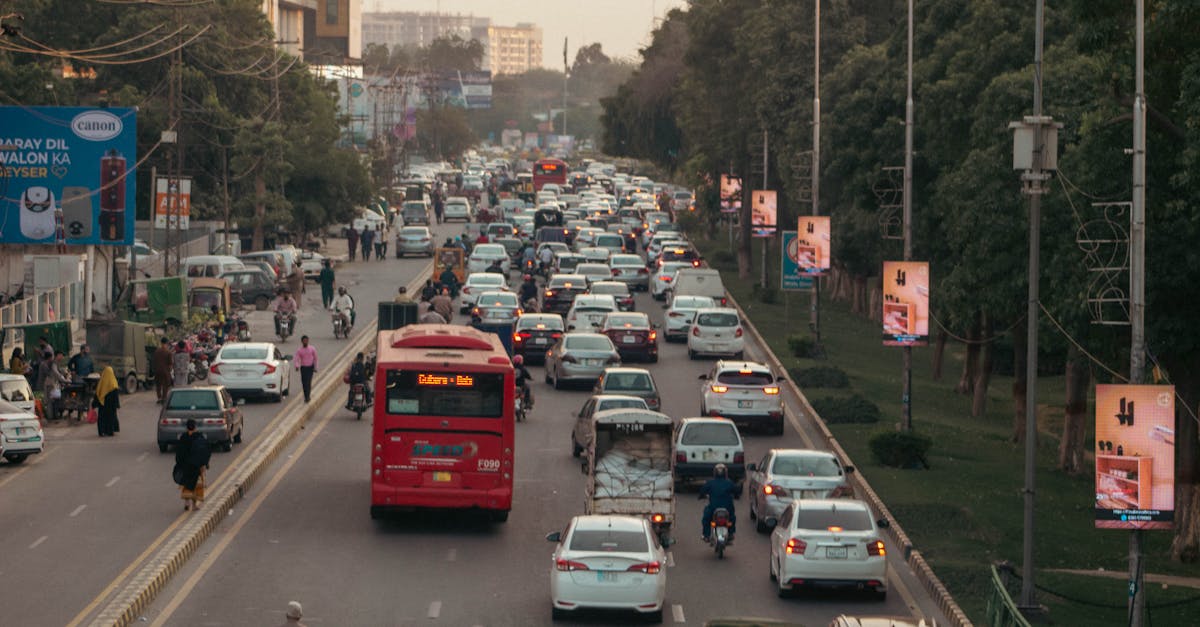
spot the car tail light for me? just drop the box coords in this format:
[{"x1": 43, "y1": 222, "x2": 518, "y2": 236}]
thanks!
[
  {"x1": 763, "y1": 385, "x2": 780, "y2": 395},
  {"x1": 556, "y1": 559, "x2": 590, "y2": 572},
  {"x1": 611, "y1": 268, "x2": 620, "y2": 276},
  {"x1": 202, "y1": 418, "x2": 226, "y2": 426},
  {"x1": 261, "y1": 362, "x2": 276, "y2": 374},
  {"x1": 209, "y1": 363, "x2": 222, "y2": 375},
  {"x1": 867, "y1": 540, "x2": 886, "y2": 556},
  {"x1": 650, "y1": 513, "x2": 665, "y2": 523},
  {"x1": 661, "y1": 276, "x2": 672, "y2": 283},
  {"x1": 627, "y1": 561, "x2": 661, "y2": 574},
  {"x1": 735, "y1": 327, "x2": 744, "y2": 338},
  {"x1": 463, "y1": 286, "x2": 472, "y2": 295},
  {"x1": 692, "y1": 260, "x2": 701, "y2": 267},
  {"x1": 786, "y1": 538, "x2": 807, "y2": 555},
  {"x1": 733, "y1": 452, "x2": 745, "y2": 464},
  {"x1": 513, "y1": 332, "x2": 524, "y2": 343},
  {"x1": 648, "y1": 331, "x2": 657, "y2": 341},
  {"x1": 551, "y1": 332, "x2": 563, "y2": 339},
  {"x1": 545, "y1": 290, "x2": 554, "y2": 297},
  {"x1": 691, "y1": 326, "x2": 700, "y2": 337},
  {"x1": 668, "y1": 311, "x2": 682, "y2": 317},
  {"x1": 720, "y1": 297, "x2": 729, "y2": 306},
  {"x1": 160, "y1": 417, "x2": 182, "y2": 425},
  {"x1": 562, "y1": 354, "x2": 578, "y2": 363},
  {"x1": 764, "y1": 484, "x2": 788, "y2": 498},
  {"x1": 676, "y1": 452, "x2": 687, "y2": 464},
  {"x1": 710, "y1": 384, "x2": 728, "y2": 393},
  {"x1": 638, "y1": 267, "x2": 648, "y2": 274}
]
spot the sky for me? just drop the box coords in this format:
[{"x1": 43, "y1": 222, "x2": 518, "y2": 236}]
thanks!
[{"x1": 373, "y1": 0, "x2": 689, "y2": 68}]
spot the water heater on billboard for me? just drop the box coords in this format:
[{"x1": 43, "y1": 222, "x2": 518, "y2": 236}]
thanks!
[{"x1": 99, "y1": 149, "x2": 126, "y2": 242}]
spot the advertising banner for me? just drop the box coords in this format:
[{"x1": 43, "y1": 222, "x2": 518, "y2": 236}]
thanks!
[
  {"x1": 154, "y1": 177, "x2": 192, "y2": 229},
  {"x1": 435, "y1": 70, "x2": 493, "y2": 109},
  {"x1": 882, "y1": 261, "x2": 929, "y2": 346},
  {"x1": 751, "y1": 190, "x2": 777, "y2": 238},
  {"x1": 796, "y1": 216, "x2": 831, "y2": 276},
  {"x1": 780, "y1": 231, "x2": 815, "y2": 291},
  {"x1": 0, "y1": 106, "x2": 137, "y2": 246},
  {"x1": 719, "y1": 174, "x2": 741, "y2": 213},
  {"x1": 1095, "y1": 384, "x2": 1176, "y2": 530}
]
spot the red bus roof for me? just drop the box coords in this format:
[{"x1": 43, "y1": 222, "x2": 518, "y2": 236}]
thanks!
[{"x1": 377, "y1": 324, "x2": 511, "y2": 368}]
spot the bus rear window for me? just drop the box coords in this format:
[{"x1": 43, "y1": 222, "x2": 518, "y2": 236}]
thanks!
[{"x1": 385, "y1": 371, "x2": 505, "y2": 418}]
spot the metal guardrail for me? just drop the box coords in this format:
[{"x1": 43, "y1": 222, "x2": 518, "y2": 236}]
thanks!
[{"x1": 987, "y1": 564, "x2": 1033, "y2": 627}]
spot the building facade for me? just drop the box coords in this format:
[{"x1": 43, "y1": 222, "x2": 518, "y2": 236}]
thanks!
[
  {"x1": 482, "y1": 23, "x2": 542, "y2": 75},
  {"x1": 361, "y1": 12, "x2": 542, "y2": 75},
  {"x1": 261, "y1": 0, "x2": 362, "y2": 64}
]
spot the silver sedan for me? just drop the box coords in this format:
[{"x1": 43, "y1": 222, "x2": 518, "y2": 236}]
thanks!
[
  {"x1": 395, "y1": 226, "x2": 434, "y2": 257},
  {"x1": 544, "y1": 332, "x2": 621, "y2": 389}
]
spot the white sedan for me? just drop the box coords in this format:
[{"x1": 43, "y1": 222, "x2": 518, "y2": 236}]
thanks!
[
  {"x1": 547, "y1": 515, "x2": 669, "y2": 622},
  {"x1": 467, "y1": 243, "x2": 511, "y2": 274},
  {"x1": 207, "y1": 342, "x2": 292, "y2": 402},
  {"x1": 0, "y1": 398, "x2": 44, "y2": 464},
  {"x1": 459, "y1": 272, "x2": 511, "y2": 313},
  {"x1": 663, "y1": 295, "x2": 716, "y2": 341},
  {"x1": 769, "y1": 498, "x2": 889, "y2": 600}
]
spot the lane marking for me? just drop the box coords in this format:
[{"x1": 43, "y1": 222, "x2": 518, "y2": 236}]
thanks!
[
  {"x1": 105, "y1": 476, "x2": 120, "y2": 488},
  {"x1": 69, "y1": 504, "x2": 87, "y2": 517},
  {"x1": 29, "y1": 535, "x2": 47, "y2": 549},
  {"x1": 672, "y1": 603, "x2": 685, "y2": 623},
  {"x1": 136, "y1": 452, "x2": 149, "y2": 462},
  {"x1": 427, "y1": 601, "x2": 441, "y2": 619},
  {"x1": 0, "y1": 446, "x2": 52, "y2": 491},
  {"x1": 446, "y1": 548, "x2": 457, "y2": 562}
]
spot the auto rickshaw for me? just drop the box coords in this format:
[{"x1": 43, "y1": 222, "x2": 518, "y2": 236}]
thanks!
[
  {"x1": 117, "y1": 276, "x2": 188, "y2": 326},
  {"x1": 85, "y1": 319, "x2": 155, "y2": 394},
  {"x1": 187, "y1": 277, "x2": 232, "y2": 318},
  {"x1": 432, "y1": 247, "x2": 466, "y2": 292}
]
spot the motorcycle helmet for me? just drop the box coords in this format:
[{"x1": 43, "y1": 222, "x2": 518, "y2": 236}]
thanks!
[
  {"x1": 714, "y1": 463, "x2": 728, "y2": 478},
  {"x1": 523, "y1": 274, "x2": 532, "y2": 281},
  {"x1": 512, "y1": 354, "x2": 524, "y2": 365}
]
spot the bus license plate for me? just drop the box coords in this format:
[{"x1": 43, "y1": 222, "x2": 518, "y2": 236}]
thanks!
[
  {"x1": 826, "y1": 546, "x2": 848, "y2": 559},
  {"x1": 597, "y1": 571, "x2": 619, "y2": 583},
  {"x1": 433, "y1": 472, "x2": 453, "y2": 483}
]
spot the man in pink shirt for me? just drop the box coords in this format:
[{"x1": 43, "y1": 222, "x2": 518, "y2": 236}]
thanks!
[{"x1": 294, "y1": 335, "x2": 318, "y2": 402}]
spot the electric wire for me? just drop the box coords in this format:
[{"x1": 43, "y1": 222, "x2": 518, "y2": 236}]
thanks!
[
  {"x1": 15, "y1": 26, "x2": 186, "y2": 60},
  {"x1": 928, "y1": 310, "x2": 1027, "y2": 345},
  {"x1": 11, "y1": 23, "x2": 169, "y2": 56}
]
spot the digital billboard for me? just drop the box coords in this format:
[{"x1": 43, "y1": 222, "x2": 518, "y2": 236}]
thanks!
[
  {"x1": 882, "y1": 261, "x2": 929, "y2": 346},
  {"x1": 1095, "y1": 384, "x2": 1176, "y2": 530},
  {"x1": 751, "y1": 190, "x2": 777, "y2": 237},
  {"x1": 719, "y1": 174, "x2": 741, "y2": 213},
  {"x1": 780, "y1": 231, "x2": 815, "y2": 291},
  {"x1": 0, "y1": 106, "x2": 138, "y2": 246},
  {"x1": 796, "y1": 216, "x2": 831, "y2": 276}
]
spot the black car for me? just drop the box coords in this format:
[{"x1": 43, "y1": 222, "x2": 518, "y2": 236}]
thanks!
[
  {"x1": 220, "y1": 269, "x2": 277, "y2": 310},
  {"x1": 542, "y1": 274, "x2": 588, "y2": 315},
  {"x1": 512, "y1": 313, "x2": 565, "y2": 362}
]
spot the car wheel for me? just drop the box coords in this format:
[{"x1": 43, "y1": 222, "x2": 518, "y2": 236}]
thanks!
[
  {"x1": 489, "y1": 510, "x2": 509, "y2": 522},
  {"x1": 773, "y1": 417, "x2": 785, "y2": 436},
  {"x1": 551, "y1": 607, "x2": 568, "y2": 621},
  {"x1": 255, "y1": 295, "x2": 270, "y2": 311},
  {"x1": 769, "y1": 555, "x2": 777, "y2": 581},
  {"x1": 571, "y1": 435, "x2": 582, "y2": 457},
  {"x1": 645, "y1": 608, "x2": 663, "y2": 624},
  {"x1": 553, "y1": 369, "x2": 563, "y2": 390},
  {"x1": 4, "y1": 454, "x2": 27, "y2": 465},
  {"x1": 687, "y1": 349, "x2": 696, "y2": 360},
  {"x1": 873, "y1": 589, "x2": 887, "y2": 601},
  {"x1": 124, "y1": 372, "x2": 139, "y2": 395},
  {"x1": 273, "y1": 392, "x2": 283, "y2": 403},
  {"x1": 544, "y1": 366, "x2": 552, "y2": 384},
  {"x1": 649, "y1": 353, "x2": 658, "y2": 363},
  {"x1": 159, "y1": 443, "x2": 169, "y2": 453},
  {"x1": 756, "y1": 508, "x2": 769, "y2": 533},
  {"x1": 734, "y1": 351, "x2": 745, "y2": 360},
  {"x1": 222, "y1": 439, "x2": 233, "y2": 452},
  {"x1": 234, "y1": 427, "x2": 243, "y2": 444}
]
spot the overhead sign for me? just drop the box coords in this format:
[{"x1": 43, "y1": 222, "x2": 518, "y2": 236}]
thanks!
[
  {"x1": 719, "y1": 174, "x2": 741, "y2": 213},
  {"x1": 751, "y1": 190, "x2": 776, "y2": 237},
  {"x1": 780, "y1": 231, "x2": 814, "y2": 291},
  {"x1": 882, "y1": 261, "x2": 929, "y2": 346},
  {"x1": 1095, "y1": 384, "x2": 1175, "y2": 530},
  {"x1": 154, "y1": 176, "x2": 192, "y2": 229},
  {"x1": 0, "y1": 106, "x2": 137, "y2": 246},
  {"x1": 796, "y1": 216, "x2": 831, "y2": 276}
]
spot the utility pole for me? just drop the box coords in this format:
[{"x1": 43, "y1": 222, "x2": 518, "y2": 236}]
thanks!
[
  {"x1": 760, "y1": 128, "x2": 768, "y2": 290},
  {"x1": 900, "y1": 0, "x2": 915, "y2": 432},
  {"x1": 1128, "y1": 1, "x2": 1147, "y2": 624},
  {"x1": 562, "y1": 37, "x2": 569, "y2": 138},
  {"x1": 811, "y1": 0, "x2": 821, "y2": 348}
]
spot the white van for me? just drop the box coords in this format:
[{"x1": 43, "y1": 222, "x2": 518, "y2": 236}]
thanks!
[
  {"x1": 182, "y1": 255, "x2": 245, "y2": 280},
  {"x1": 669, "y1": 268, "x2": 728, "y2": 306}
]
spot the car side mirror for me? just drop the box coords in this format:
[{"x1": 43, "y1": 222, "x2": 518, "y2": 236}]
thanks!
[
  {"x1": 764, "y1": 517, "x2": 778, "y2": 530},
  {"x1": 877, "y1": 518, "x2": 890, "y2": 528},
  {"x1": 746, "y1": 463, "x2": 757, "y2": 472},
  {"x1": 545, "y1": 531, "x2": 562, "y2": 543},
  {"x1": 844, "y1": 465, "x2": 856, "y2": 474}
]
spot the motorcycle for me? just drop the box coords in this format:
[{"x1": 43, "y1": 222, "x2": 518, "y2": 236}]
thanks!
[
  {"x1": 332, "y1": 311, "x2": 348, "y2": 339},
  {"x1": 514, "y1": 384, "x2": 530, "y2": 422},
  {"x1": 190, "y1": 348, "x2": 211, "y2": 381},
  {"x1": 348, "y1": 382, "x2": 371, "y2": 420},
  {"x1": 231, "y1": 314, "x2": 251, "y2": 342},
  {"x1": 275, "y1": 313, "x2": 294, "y2": 341},
  {"x1": 709, "y1": 507, "x2": 734, "y2": 558}
]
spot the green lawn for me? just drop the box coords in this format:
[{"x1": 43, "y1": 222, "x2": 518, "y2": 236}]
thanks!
[{"x1": 692, "y1": 234, "x2": 1196, "y2": 624}]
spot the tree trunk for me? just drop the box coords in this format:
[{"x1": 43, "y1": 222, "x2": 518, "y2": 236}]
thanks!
[
  {"x1": 850, "y1": 275, "x2": 865, "y2": 316},
  {"x1": 971, "y1": 313, "x2": 994, "y2": 417},
  {"x1": 1057, "y1": 345, "x2": 1090, "y2": 474},
  {"x1": 1011, "y1": 317, "x2": 1028, "y2": 443},
  {"x1": 868, "y1": 282, "x2": 882, "y2": 322},
  {"x1": 932, "y1": 328, "x2": 948, "y2": 381},
  {"x1": 956, "y1": 311, "x2": 981, "y2": 396},
  {"x1": 1164, "y1": 355, "x2": 1200, "y2": 562},
  {"x1": 252, "y1": 173, "x2": 266, "y2": 251}
]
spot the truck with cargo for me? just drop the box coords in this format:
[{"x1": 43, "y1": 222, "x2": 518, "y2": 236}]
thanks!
[{"x1": 582, "y1": 408, "x2": 675, "y2": 543}]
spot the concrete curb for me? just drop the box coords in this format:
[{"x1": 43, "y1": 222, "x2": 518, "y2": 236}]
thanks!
[
  {"x1": 89, "y1": 264, "x2": 431, "y2": 626},
  {"x1": 728, "y1": 296, "x2": 971, "y2": 627}
]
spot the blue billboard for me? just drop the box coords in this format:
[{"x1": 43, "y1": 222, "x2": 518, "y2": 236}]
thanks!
[
  {"x1": 781, "y1": 231, "x2": 814, "y2": 291},
  {"x1": 1, "y1": 106, "x2": 138, "y2": 246}
]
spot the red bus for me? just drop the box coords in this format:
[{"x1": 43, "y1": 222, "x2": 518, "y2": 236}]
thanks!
[
  {"x1": 532, "y1": 158, "x2": 569, "y2": 191},
  {"x1": 370, "y1": 324, "x2": 516, "y2": 522}
]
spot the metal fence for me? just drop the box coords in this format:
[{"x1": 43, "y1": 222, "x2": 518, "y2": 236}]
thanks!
[
  {"x1": 1, "y1": 281, "x2": 83, "y2": 352},
  {"x1": 987, "y1": 564, "x2": 1033, "y2": 627}
]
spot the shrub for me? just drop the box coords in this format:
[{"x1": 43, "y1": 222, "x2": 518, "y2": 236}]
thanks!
[
  {"x1": 757, "y1": 286, "x2": 780, "y2": 304},
  {"x1": 790, "y1": 366, "x2": 850, "y2": 389},
  {"x1": 786, "y1": 334, "x2": 816, "y2": 358},
  {"x1": 811, "y1": 394, "x2": 880, "y2": 424},
  {"x1": 708, "y1": 249, "x2": 735, "y2": 269},
  {"x1": 869, "y1": 430, "x2": 933, "y2": 469}
]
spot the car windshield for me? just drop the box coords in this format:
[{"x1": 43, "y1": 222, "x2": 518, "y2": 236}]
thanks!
[
  {"x1": 564, "y1": 336, "x2": 612, "y2": 351},
  {"x1": 400, "y1": 228, "x2": 427, "y2": 236},
  {"x1": 611, "y1": 255, "x2": 641, "y2": 266},
  {"x1": 603, "y1": 372, "x2": 652, "y2": 391},
  {"x1": 569, "y1": 529, "x2": 649, "y2": 553},
  {"x1": 681, "y1": 423, "x2": 740, "y2": 445},
  {"x1": 550, "y1": 277, "x2": 584, "y2": 289},
  {"x1": 674, "y1": 297, "x2": 716, "y2": 310},
  {"x1": 773, "y1": 455, "x2": 842, "y2": 477},
  {"x1": 597, "y1": 398, "x2": 648, "y2": 412},
  {"x1": 697, "y1": 312, "x2": 738, "y2": 327},
  {"x1": 473, "y1": 245, "x2": 505, "y2": 256},
  {"x1": 402, "y1": 202, "x2": 425, "y2": 211},
  {"x1": 167, "y1": 390, "x2": 221, "y2": 411},
  {"x1": 795, "y1": 508, "x2": 873, "y2": 532},
  {"x1": 219, "y1": 347, "x2": 269, "y2": 360},
  {"x1": 596, "y1": 235, "x2": 623, "y2": 246},
  {"x1": 469, "y1": 275, "x2": 504, "y2": 287},
  {"x1": 0, "y1": 379, "x2": 33, "y2": 402},
  {"x1": 479, "y1": 293, "x2": 518, "y2": 306},
  {"x1": 716, "y1": 370, "x2": 773, "y2": 385},
  {"x1": 606, "y1": 315, "x2": 647, "y2": 328},
  {"x1": 591, "y1": 284, "x2": 628, "y2": 295},
  {"x1": 518, "y1": 317, "x2": 563, "y2": 330}
]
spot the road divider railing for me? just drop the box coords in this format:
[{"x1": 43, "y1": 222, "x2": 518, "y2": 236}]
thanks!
[
  {"x1": 89, "y1": 263, "x2": 432, "y2": 627},
  {"x1": 728, "y1": 294, "x2": 972, "y2": 627}
]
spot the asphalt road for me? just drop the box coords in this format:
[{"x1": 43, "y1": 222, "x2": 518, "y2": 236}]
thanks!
[{"x1": 1, "y1": 221, "x2": 950, "y2": 626}]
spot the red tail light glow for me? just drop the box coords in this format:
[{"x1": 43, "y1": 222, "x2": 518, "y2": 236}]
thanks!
[
  {"x1": 867, "y1": 540, "x2": 886, "y2": 556},
  {"x1": 556, "y1": 559, "x2": 590, "y2": 572},
  {"x1": 675, "y1": 452, "x2": 686, "y2": 464},
  {"x1": 691, "y1": 326, "x2": 700, "y2": 337},
  {"x1": 261, "y1": 362, "x2": 276, "y2": 374},
  {"x1": 650, "y1": 514, "x2": 665, "y2": 523},
  {"x1": 764, "y1": 484, "x2": 788, "y2": 497},
  {"x1": 733, "y1": 452, "x2": 745, "y2": 464},
  {"x1": 648, "y1": 331, "x2": 657, "y2": 341},
  {"x1": 627, "y1": 561, "x2": 662, "y2": 574},
  {"x1": 735, "y1": 327, "x2": 744, "y2": 338},
  {"x1": 786, "y1": 538, "x2": 807, "y2": 555},
  {"x1": 209, "y1": 364, "x2": 221, "y2": 375}
]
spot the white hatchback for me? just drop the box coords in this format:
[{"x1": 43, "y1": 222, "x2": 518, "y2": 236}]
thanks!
[
  {"x1": 567, "y1": 294, "x2": 619, "y2": 331},
  {"x1": 698, "y1": 360, "x2": 785, "y2": 434},
  {"x1": 467, "y1": 243, "x2": 511, "y2": 274},
  {"x1": 547, "y1": 515, "x2": 669, "y2": 622},
  {"x1": 208, "y1": 342, "x2": 292, "y2": 402},
  {"x1": 687, "y1": 307, "x2": 745, "y2": 359},
  {"x1": 769, "y1": 499, "x2": 889, "y2": 600}
]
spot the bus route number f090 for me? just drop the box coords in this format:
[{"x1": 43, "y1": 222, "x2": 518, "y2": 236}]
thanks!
[{"x1": 477, "y1": 458, "x2": 501, "y2": 472}]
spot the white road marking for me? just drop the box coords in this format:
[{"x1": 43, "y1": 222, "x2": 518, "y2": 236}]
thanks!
[
  {"x1": 446, "y1": 548, "x2": 457, "y2": 562},
  {"x1": 105, "y1": 476, "x2": 120, "y2": 488},
  {"x1": 666, "y1": 552, "x2": 675, "y2": 567},
  {"x1": 69, "y1": 504, "x2": 87, "y2": 517},
  {"x1": 136, "y1": 452, "x2": 149, "y2": 462},
  {"x1": 427, "y1": 600, "x2": 441, "y2": 619},
  {"x1": 29, "y1": 535, "x2": 47, "y2": 549},
  {"x1": 672, "y1": 604, "x2": 685, "y2": 623}
]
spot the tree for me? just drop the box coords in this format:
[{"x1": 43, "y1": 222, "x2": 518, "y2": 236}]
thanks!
[{"x1": 422, "y1": 35, "x2": 484, "y2": 73}]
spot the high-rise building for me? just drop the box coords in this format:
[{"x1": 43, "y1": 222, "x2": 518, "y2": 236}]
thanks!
[
  {"x1": 362, "y1": 11, "x2": 490, "y2": 51},
  {"x1": 482, "y1": 23, "x2": 542, "y2": 75}
]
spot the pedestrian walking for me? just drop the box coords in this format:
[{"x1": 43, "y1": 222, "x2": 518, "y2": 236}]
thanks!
[
  {"x1": 375, "y1": 223, "x2": 388, "y2": 260},
  {"x1": 172, "y1": 341, "x2": 191, "y2": 387},
  {"x1": 153, "y1": 337, "x2": 173, "y2": 403},
  {"x1": 318, "y1": 260, "x2": 335, "y2": 309},
  {"x1": 93, "y1": 366, "x2": 121, "y2": 436},
  {"x1": 294, "y1": 335, "x2": 318, "y2": 403},
  {"x1": 173, "y1": 419, "x2": 211, "y2": 511},
  {"x1": 360, "y1": 226, "x2": 373, "y2": 261},
  {"x1": 434, "y1": 195, "x2": 445, "y2": 224},
  {"x1": 286, "y1": 260, "x2": 305, "y2": 299},
  {"x1": 346, "y1": 227, "x2": 359, "y2": 262},
  {"x1": 280, "y1": 601, "x2": 306, "y2": 626}
]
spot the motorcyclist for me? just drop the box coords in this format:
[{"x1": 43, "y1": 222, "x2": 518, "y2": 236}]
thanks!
[
  {"x1": 699, "y1": 463, "x2": 739, "y2": 543},
  {"x1": 518, "y1": 274, "x2": 539, "y2": 310},
  {"x1": 437, "y1": 265, "x2": 460, "y2": 298},
  {"x1": 271, "y1": 288, "x2": 298, "y2": 337},
  {"x1": 513, "y1": 354, "x2": 533, "y2": 410},
  {"x1": 345, "y1": 351, "x2": 370, "y2": 409},
  {"x1": 520, "y1": 242, "x2": 536, "y2": 269},
  {"x1": 330, "y1": 286, "x2": 355, "y2": 332},
  {"x1": 486, "y1": 258, "x2": 505, "y2": 275},
  {"x1": 538, "y1": 245, "x2": 554, "y2": 275}
]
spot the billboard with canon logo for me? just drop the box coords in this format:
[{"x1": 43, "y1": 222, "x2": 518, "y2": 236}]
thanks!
[{"x1": 0, "y1": 106, "x2": 137, "y2": 246}]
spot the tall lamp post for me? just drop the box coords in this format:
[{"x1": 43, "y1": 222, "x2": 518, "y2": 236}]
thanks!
[
  {"x1": 900, "y1": 0, "x2": 914, "y2": 431},
  {"x1": 811, "y1": 0, "x2": 821, "y2": 347}
]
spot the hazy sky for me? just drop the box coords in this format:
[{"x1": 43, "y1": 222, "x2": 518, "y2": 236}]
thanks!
[{"x1": 374, "y1": 0, "x2": 689, "y2": 68}]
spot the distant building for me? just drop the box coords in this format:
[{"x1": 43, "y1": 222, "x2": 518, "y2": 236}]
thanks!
[
  {"x1": 362, "y1": 12, "x2": 542, "y2": 75},
  {"x1": 260, "y1": 1, "x2": 362, "y2": 64},
  {"x1": 481, "y1": 23, "x2": 543, "y2": 75}
]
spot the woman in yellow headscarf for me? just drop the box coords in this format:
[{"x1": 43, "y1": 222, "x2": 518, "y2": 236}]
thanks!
[{"x1": 93, "y1": 366, "x2": 121, "y2": 437}]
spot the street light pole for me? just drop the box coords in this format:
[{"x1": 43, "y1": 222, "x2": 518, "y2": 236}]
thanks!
[
  {"x1": 1128, "y1": 0, "x2": 1147, "y2": 623},
  {"x1": 900, "y1": 0, "x2": 914, "y2": 432},
  {"x1": 811, "y1": 0, "x2": 821, "y2": 347}
]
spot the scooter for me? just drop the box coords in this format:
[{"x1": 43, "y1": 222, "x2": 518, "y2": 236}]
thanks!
[
  {"x1": 332, "y1": 311, "x2": 348, "y2": 339},
  {"x1": 709, "y1": 507, "x2": 734, "y2": 559},
  {"x1": 348, "y1": 382, "x2": 371, "y2": 420}
]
